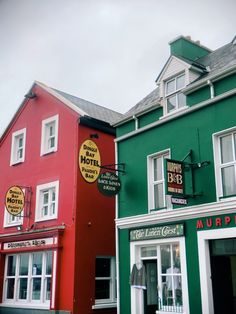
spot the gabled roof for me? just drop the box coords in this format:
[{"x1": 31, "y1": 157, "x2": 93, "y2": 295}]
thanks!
[
  {"x1": 35, "y1": 81, "x2": 123, "y2": 125},
  {"x1": 53, "y1": 88, "x2": 123, "y2": 125},
  {"x1": 115, "y1": 36, "x2": 236, "y2": 126},
  {"x1": 1, "y1": 81, "x2": 123, "y2": 140}
]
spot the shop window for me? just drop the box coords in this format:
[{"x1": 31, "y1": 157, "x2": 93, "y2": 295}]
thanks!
[
  {"x1": 94, "y1": 257, "x2": 116, "y2": 308},
  {"x1": 35, "y1": 181, "x2": 59, "y2": 222},
  {"x1": 165, "y1": 73, "x2": 186, "y2": 114},
  {"x1": 131, "y1": 239, "x2": 188, "y2": 314},
  {"x1": 159, "y1": 243, "x2": 183, "y2": 311},
  {"x1": 10, "y1": 128, "x2": 26, "y2": 165},
  {"x1": 3, "y1": 251, "x2": 52, "y2": 307},
  {"x1": 214, "y1": 128, "x2": 236, "y2": 199},
  {"x1": 148, "y1": 150, "x2": 171, "y2": 211},
  {"x1": 40, "y1": 115, "x2": 58, "y2": 156}
]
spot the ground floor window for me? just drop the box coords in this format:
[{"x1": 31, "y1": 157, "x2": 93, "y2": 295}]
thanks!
[
  {"x1": 130, "y1": 237, "x2": 189, "y2": 314},
  {"x1": 94, "y1": 256, "x2": 116, "y2": 307},
  {"x1": 3, "y1": 251, "x2": 52, "y2": 307}
]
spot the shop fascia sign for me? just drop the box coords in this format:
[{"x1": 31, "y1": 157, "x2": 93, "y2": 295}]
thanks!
[
  {"x1": 3, "y1": 237, "x2": 54, "y2": 251},
  {"x1": 130, "y1": 224, "x2": 184, "y2": 241},
  {"x1": 5, "y1": 186, "x2": 25, "y2": 216}
]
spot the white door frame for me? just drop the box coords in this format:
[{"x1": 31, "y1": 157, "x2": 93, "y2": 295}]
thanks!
[{"x1": 197, "y1": 227, "x2": 236, "y2": 314}]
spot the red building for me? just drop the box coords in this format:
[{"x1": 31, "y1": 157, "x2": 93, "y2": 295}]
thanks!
[{"x1": 0, "y1": 81, "x2": 122, "y2": 314}]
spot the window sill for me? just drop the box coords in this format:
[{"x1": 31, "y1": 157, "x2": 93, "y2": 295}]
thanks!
[
  {"x1": 156, "y1": 311, "x2": 185, "y2": 314},
  {"x1": 92, "y1": 302, "x2": 117, "y2": 310},
  {"x1": 35, "y1": 216, "x2": 58, "y2": 223},
  {"x1": 219, "y1": 194, "x2": 236, "y2": 200},
  {"x1": 10, "y1": 160, "x2": 24, "y2": 166},
  {"x1": 40, "y1": 149, "x2": 57, "y2": 157},
  {"x1": 160, "y1": 106, "x2": 188, "y2": 119},
  {"x1": 0, "y1": 303, "x2": 49, "y2": 309}
]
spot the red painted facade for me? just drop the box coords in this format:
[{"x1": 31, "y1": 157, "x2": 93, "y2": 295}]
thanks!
[{"x1": 0, "y1": 82, "x2": 117, "y2": 314}]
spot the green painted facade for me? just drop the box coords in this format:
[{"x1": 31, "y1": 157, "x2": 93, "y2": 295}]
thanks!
[{"x1": 115, "y1": 38, "x2": 236, "y2": 314}]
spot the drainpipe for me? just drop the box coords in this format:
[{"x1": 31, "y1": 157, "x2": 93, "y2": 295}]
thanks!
[
  {"x1": 207, "y1": 79, "x2": 215, "y2": 99},
  {"x1": 133, "y1": 115, "x2": 138, "y2": 130}
]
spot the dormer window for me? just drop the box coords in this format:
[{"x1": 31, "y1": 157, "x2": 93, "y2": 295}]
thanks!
[{"x1": 165, "y1": 73, "x2": 186, "y2": 114}]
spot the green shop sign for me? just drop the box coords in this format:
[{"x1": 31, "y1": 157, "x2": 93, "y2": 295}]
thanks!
[
  {"x1": 97, "y1": 171, "x2": 121, "y2": 196},
  {"x1": 130, "y1": 224, "x2": 184, "y2": 241}
]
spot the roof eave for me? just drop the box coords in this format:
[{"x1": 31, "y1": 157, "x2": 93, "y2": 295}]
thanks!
[
  {"x1": 184, "y1": 64, "x2": 236, "y2": 95},
  {"x1": 112, "y1": 102, "x2": 161, "y2": 127}
]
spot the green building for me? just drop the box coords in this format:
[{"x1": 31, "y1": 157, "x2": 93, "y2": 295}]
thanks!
[{"x1": 114, "y1": 35, "x2": 236, "y2": 314}]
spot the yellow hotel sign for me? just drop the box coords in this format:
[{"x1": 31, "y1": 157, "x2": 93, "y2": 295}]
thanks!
[
  {"x1": 5, "y1": 186, "x2": 25, "y2": 216},
  {"x1": 79, "y1": 140, "x2": 101, "y2": 183}
]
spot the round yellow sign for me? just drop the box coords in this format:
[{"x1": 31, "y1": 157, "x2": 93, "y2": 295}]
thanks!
[
  {"x1": 5, "y1": 186, "x2": 25, "y2": 216},
  {"x1": 79, "y1": 140, "x2": 101, "y2": 183}
]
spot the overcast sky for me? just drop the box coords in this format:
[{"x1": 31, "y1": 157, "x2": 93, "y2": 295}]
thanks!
[{"x1": 0, "y1": 0, "x2": 235, "y2": 135}]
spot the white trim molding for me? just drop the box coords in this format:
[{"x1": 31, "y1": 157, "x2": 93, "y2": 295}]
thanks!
[{"x1": 116, "y1": 198, "x2": 236, "y2": 230}]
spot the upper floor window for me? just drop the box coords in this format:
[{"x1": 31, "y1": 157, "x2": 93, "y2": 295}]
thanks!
[
  {"x1": 4, "y1": 212, "x2": 23, "y2": 228},
  {"x1": 94, "y1": 257, "x2": 116, "y2": 308},
  {"x1": 40, "y1": 115, "x2": 59, "y2": 156},
  {"x1": 35, "y1": 181, "x2": 59, "y2": 222},
  {"x1": 3, "y1": 251, "x2": 52, "y2": 307},
  {"x1": 10, "y1": 128, "x2": 26, "y2": 165},
  {"x1": 165, "y1": 73, "x2": 186, "y2": 114},
  {"x1": 148, "y1": 150, "x2": 171, "y2": 211},
  {"x1": 214, "y1": 128, "x2": 236, "y2": 199}
]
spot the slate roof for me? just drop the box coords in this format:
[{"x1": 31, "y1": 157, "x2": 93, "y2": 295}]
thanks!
[
  {"x1": 118, "y1": 87, "x2": 161, "y2": 122},
  {"x1": 54, "y1": 89, "x2": 123, "y2": 125},
  {"x1": 196, "y1": 40, "x2": 236, "y2": 79},
  {"x1": 114, "y1": 36, "x2": 236, "y2": 125}
]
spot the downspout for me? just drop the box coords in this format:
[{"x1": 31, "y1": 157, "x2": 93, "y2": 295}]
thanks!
[
  {"x1": 207, "y1": 79, "x2": 215, "y2": 99},
  {"x1": 115, "y1": 141, "x2": 120, "y2": 314},
  {"x1": 133, "y1": 115, "x2": 138, "y2": 130}
]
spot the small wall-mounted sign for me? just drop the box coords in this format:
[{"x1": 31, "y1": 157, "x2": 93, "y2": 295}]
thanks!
[
  {"x1": 171, "y1": 197, "x2": 188, "y2": 206},
  {"x1": 97, "y1": 172, "x2": 121, "y2": 196},
  {"x1": 79, "y1": 139, "x2": 101, "y2": 183},
  {"x1": 166, "y1": 159, "x2": 185, "y2": 196},
  {"x1": 5, "y1": 186, "x2": 25, "y2": 216}
]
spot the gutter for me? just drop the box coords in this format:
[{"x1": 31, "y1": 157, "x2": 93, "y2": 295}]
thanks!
[
  {"x1": 183, "y1": 64, "x2": 236, "y2": 95},
  {"x1": 115, "y1": 88, "x2": 236, "y2": 143},
  {"x1": 113, "y1": 102, "x2": 161, "y2": 127}
]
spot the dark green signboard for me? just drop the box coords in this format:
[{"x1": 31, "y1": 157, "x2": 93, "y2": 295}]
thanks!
[
  {"x1": 166, "y1": 159, "x2": 185, "y2": 196},
  {"x1": 130, "y1": 224, "x2": 184, "y2": 241},
  {"x1": 97, "y1": 172, "x2": 121, "y2": 196}
]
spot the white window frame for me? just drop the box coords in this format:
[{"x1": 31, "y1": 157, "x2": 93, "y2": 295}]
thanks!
[
  {"x1": 93, "y1": 256, "x2": 116, "y2": 309},
  {"x1": 130, "y1": 237, "x2": 189, "y2": 314},
  {"x1": 147, "y1": 149, "x2": 172, "y2": 211},
  {"x1": 35, "y1": 181, "x2": 59, "y2": 222},
  {"x1": 40, "y1": 115, "x2": 59, "y2": 156},
  {"x1": 10, "y1": 128, "x2": 26, "y2": 165},
  {"x1": 2, "y1": 251, "x2": 53, "y2": 309},
  {"x1": 164, "y1": 73, "x2": 187, "y2": 115},
  {"x1": 213, "y1": 126, "x2": 236, "y2": 201}
]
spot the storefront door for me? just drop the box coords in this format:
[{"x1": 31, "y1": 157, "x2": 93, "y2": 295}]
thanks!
[
  {"x1": 210, "y1": 239, "x2": 236, "y2": 313},
  {"x1": 144, "y1": 260, "x2": 158, "y2": 314}
]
